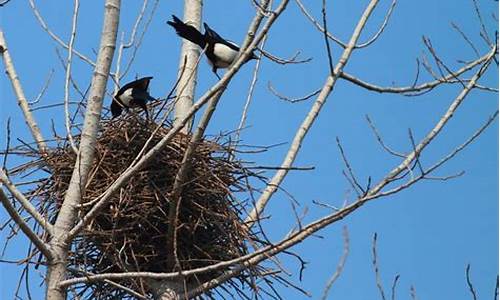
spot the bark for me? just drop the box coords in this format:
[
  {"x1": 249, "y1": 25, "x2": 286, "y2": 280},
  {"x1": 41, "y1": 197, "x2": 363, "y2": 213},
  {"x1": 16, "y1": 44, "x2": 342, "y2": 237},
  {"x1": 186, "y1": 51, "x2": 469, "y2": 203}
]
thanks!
[
  {"x1": 172, "y1": 0, "x2": 203, "y2": 133},
  {"x1": 45, "y1": 1, "x2": 120, "y2": 299}
]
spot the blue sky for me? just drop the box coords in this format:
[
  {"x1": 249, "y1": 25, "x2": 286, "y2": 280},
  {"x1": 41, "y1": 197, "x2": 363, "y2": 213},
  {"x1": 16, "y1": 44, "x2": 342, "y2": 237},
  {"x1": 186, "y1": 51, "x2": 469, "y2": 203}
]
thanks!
[{"x1": 0, "y1": 0, "x2": 498, "y2": 299}]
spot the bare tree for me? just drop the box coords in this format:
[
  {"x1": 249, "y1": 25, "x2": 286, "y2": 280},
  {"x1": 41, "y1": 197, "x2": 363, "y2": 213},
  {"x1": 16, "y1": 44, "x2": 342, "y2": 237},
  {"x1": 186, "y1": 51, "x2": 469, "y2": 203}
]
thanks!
[{"x1": 0, "y1": 0, "x2": 497, "y2": 299}]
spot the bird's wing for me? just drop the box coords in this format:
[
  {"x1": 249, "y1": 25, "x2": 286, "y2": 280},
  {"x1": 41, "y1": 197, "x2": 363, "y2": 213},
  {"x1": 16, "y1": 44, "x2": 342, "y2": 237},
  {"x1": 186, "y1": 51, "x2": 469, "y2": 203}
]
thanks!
[
  {"x1": 167, "y1": 15, "x2": 206, "y2": 48},
  {"x1": 116, "y1": 76, "x2": 153, "y2": 97},
  {"x1": 131, "y1": 89, "x2": 155, "y2": 102},
  {"x1": 203, "y1": 23, "x2": 240, "y2": 52}
]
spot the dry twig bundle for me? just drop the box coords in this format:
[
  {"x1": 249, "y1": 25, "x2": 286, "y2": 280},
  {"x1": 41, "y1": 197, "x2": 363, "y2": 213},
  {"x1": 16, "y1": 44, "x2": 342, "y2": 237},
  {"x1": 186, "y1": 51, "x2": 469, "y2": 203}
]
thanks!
[{"x1": 29, "y1": 116, "x2": 260, "y2": 298}]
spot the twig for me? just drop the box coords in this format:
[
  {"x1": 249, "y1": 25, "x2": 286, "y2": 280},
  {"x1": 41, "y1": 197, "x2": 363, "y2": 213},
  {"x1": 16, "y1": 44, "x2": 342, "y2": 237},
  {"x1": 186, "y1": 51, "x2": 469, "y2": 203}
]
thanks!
[
  {"x1": 236, "y1": 13, "x2": 271, "y2": 143},
  {"x1": 64, "y1": 0, "x2": 80, "y2": 154},
  {"x1": 268, "y1": 82, "x2": 321, "y2": 103},
  {"x1": 471, "y1": 0, "x2": 492, "y2": 47},
  {"x1": 466, "y1": 264, "x2": 478, "y2": 300},
  {"x1": 494, "y1": 275, "x2": 498, "y2": 300},
  {"x1": 339, "y1": 51, "x2": 491, "y2": 94},
  {"x1": 391, "y1": 274, "x2": 400, "y2": 300},
  {"x1": 356, "y1": 0, "x2": 397, "y2": 48},
  {"x1": 28, "y1": 0, "x2": 97, "y2": 68},
  {"x1": 2, "y1": 118, "x2": 11, "y2": 171},
  {"x1": 451, "y1": 22, "x2": 480, "y2": 57},
  {"x1": 246, "y1": 165, "x2": 314, "y2": 171},
  {"x1": 321, "y1": 226, "x2": 349, "y2": 300},
  {"x1": 119, "y1": 0, "x2": 159, "y2": 80},
  {"x1": 365, "y1": 46, "x2": 496, "y2": 198},
  {"x1": 294, "y1": 0, "x2": 347, "y2": 48},
  {"x1": 372, "y1": 233, "x2": 386, "y2": 300},
  {"x1": 321, "y1": 0, "x2": 334, "y2": 75},
  {"x1": 366, "y1": 115, "x2": 405, "y2": 157},
  {"x1": 336, "y1": 137, "x2": 366, "y2": 195},
  {"x1": 29, "y1": 69, "x2": 54, "y2": 105},
  {"x1": 114, "y1": 0, "x2": 149, "y2": 84},
  {"x1": 410, "y1": 285, "x2": 418, "y2": 300},
  {"x1": 257, "y1": 48, "x2": 312, "y2": 65}
]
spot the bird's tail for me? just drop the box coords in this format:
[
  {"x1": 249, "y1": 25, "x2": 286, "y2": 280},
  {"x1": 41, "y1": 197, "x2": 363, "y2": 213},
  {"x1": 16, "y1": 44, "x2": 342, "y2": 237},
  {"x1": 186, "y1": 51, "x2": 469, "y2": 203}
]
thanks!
[{"x1": 167, "y1": 15, "x2": 206, "y2": 49}]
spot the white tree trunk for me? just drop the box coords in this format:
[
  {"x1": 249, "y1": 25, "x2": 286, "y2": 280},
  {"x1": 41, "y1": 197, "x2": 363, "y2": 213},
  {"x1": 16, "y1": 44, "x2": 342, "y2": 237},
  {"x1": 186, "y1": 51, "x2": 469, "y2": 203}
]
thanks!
[
  {"x1": 45, "y1": 1, "x2": 121, "y2": 299},
  {"x1": 172, "y1": 0, "x2": 203, "y2": 133}
]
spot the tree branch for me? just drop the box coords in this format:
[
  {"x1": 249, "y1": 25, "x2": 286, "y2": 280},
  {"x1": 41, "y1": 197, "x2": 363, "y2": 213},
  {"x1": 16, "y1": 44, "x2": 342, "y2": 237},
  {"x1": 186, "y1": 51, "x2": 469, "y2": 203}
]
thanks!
[
  {"x1": 0, "y1": 169, "x2": 54, "y2": 236},
  {"x1": 339, "y1": 50, "x2": 491, "y2": 95},
  {"x1": 0, "y1": 30, "x2": 48, "y2": 155},
  {"x1": 246, "y1": 0, "x2": 382, "y2": 226},
  {"x1": 0, "y1": 188, "x2": 53, "y2": 260}
]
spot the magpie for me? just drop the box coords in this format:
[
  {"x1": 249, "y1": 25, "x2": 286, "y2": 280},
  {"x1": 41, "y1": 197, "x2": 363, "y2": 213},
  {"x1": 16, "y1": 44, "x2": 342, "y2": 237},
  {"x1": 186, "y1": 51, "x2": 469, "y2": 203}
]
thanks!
[
  {"x1": 167, "y1": 15, "x2": 258, "y2": 78},
  {"x1": 110, "y1": 76, "x2": 155, "y2": 119}
]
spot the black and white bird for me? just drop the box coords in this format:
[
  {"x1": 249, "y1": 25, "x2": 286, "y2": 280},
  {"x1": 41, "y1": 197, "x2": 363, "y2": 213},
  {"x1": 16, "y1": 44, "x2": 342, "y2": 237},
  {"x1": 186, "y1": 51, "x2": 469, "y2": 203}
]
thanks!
[
  {"x1": 110, "y1": 76, "x2": 155, "y2": 119},
  {"x1": 167, "y1": 15, "x2": 258, "y2": 78}
]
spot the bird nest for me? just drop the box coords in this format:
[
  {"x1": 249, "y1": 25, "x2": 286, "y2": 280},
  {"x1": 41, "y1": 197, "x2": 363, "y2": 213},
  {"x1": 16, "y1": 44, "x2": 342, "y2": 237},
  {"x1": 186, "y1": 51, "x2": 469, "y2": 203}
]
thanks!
[{"x1": 36, "y1": 116, "x2": 260, "y2": 298}]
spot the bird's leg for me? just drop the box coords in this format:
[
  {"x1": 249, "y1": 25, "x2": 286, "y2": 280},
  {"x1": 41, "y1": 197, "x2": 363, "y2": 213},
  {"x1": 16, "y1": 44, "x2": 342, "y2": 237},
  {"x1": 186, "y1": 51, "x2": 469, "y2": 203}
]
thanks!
[
  {"x1": 140, "y1": 103, "x2": 149, "y2": 122},
  {"x1": 212, "y1": 66, "x2": 221, "y2": 80}
]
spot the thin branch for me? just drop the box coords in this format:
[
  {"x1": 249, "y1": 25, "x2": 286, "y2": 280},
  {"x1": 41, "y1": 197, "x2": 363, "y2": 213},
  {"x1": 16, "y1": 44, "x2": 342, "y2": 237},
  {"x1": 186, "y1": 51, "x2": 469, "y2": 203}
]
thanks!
[
  {"x1": 0, "y1": 0, "x2": 13, "y2": 7},
  {"x1": 451, "y1": 22, "x2": 480, "y2": 57},
  {"x1": 294, "y1": 0, "x2": 347, "y2": 48},
  {"x1": 0, "y1": 30, "x2": 48, "y2": 155},
  {"x1": 336, "y1": 137, "x2": 366, "y2": 195},
  {"x1": 246, "y1": 0, "x2": 382, "y2": 226},
  {"x1": 391, "y1": 274, "x2": 400, "y2": 300},
  {"x1": 494, "y1": 275, "x2": 498, "y2": 300},
  {"x1": 410, "y1": 285, "x2": 418, "y2": 300},
  {"x1": 28, "y1": 0, "x2": 97, "y2": 68},
  {"x1": 0, "y1": 169, "x2": 54, "y2": 236},
  {"x1": 268, "y1": 82, "x2": 321, "y2": 103},
  {"x1": 2, "y1": 118, "x2": 11, "y2": 171},
  {"x1": 365, "y1": 46, "x2": 496, "y2": 198},
  {"x1": 114, "y1": 0, "x2": 148, "y2": 84},
  {"x1": 321, "y1": 0, "x2": 334, "y2": 75},
  {"x1": 421, "y1": 110, "x2": 498, "y2": 180},
  {"x1": 356, "y1": 0, "x2": 397, "y2": 48},
  {"x1": 29, "y1": 69, "x2": 54, "y2": 105},
  {"x1": 466, "y1": 264, "x2": 478, "y2": 300},
  {"x1": 0, "y1": 189, "x2": 53, "y2": 260},
  {"x1": 471, "y1": 0, "x2": 492, "y2": 47},
  {"x1": 366, "y1": 115, "x2": 406, "y2": 157},
  {"x1": 321, "y1": 226, "x2": 349, "y2": 300},
  {"x1": 236, "y1": 17, "x2": 271, "y2": 143},
  {"x1": 257, "y1": 48, "x2": 312, "y2": 65},
  {"x1": 119, "y1": 0, "x2": 159, "y2": 80},
  {"x1": 64, "y1": 0, "x2": 80, "y2": 154},
  {"x1": 372, "y1": 233, "x2": 387, "y2": 300},
  {"x1": 339, "y1": 51, "x2": 491, "y2": 94}
]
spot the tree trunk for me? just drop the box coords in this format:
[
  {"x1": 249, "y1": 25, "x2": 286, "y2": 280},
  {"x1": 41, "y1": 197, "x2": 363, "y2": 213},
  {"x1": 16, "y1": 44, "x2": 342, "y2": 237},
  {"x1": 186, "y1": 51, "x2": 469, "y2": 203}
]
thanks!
[
  {"x1": 44, "y1": 1, "x2": 121, "y2": 299},
  {"x1": 172, "y1": 0, "x2": 203, "y2": 133}
]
